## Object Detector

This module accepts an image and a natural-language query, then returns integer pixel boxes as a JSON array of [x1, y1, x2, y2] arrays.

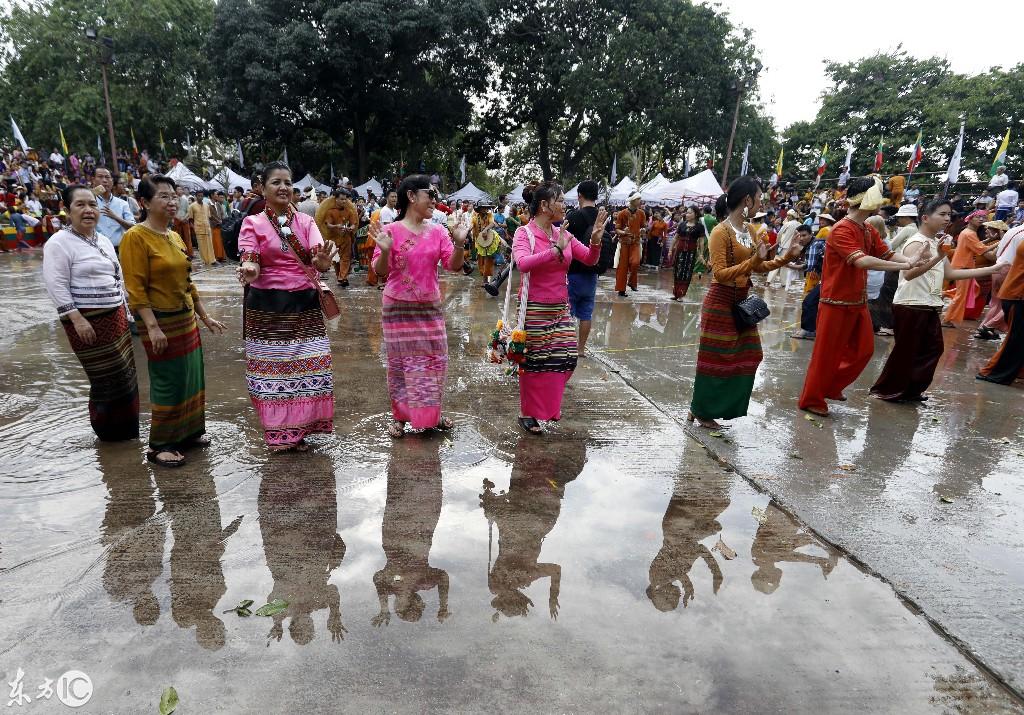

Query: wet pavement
[[0, 250, 1022, 713]]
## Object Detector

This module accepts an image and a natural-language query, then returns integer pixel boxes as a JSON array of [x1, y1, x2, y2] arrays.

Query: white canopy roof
[[294, 174, 331, 194], [447, 181, 493, 204], [166, 162, 219, 192], [606, 176, 639, 206], [638, 173, 670, 197], [647, 169, 723, 206], [212, 167, 251, 192], [353, 178, 383, 199], [505, 183, 526, 205]]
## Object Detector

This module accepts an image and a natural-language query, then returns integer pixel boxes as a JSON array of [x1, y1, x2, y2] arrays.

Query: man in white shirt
[[48, 149, 65, 168], [837, 165, 851, 189], [988, 166, 1009, 191], [379, 190, 399, 225], [770, 209, 802, 288], [297, 186, 319, 217], [995, 182, 1019, 221], [93, 167, 135, 250]]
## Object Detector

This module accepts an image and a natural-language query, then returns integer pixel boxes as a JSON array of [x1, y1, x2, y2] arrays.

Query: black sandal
[[147, 450, 186, 468], [518, 417, 543, 434], [435, 416, 454, 431]]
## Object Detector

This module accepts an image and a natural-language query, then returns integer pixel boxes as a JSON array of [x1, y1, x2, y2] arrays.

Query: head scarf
[[847, 175, 885, 212]]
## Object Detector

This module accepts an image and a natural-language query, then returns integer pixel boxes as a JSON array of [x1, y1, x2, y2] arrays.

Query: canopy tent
[[504, 183, 526, 205], [647, 169, 723, 207], [447, 181, 493, 204], [210, 167, 251, 192], [166, 162, 219, 192], [638, 173, 670, 200], [564, 182, 608, 206], [605, 176, 639, 206], [294, 174, 331, 194], [353, 178, 383, 200]]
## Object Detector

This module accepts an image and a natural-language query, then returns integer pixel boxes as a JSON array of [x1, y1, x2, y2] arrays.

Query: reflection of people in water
[[481, 435, 587, 620], [100, 450, 165, 626], [646, 472, 731, 611], [156, 468, 242, 650], [372, 439, 450, 626], [260, 455, 347, 644], [751, 501, 838, 595]]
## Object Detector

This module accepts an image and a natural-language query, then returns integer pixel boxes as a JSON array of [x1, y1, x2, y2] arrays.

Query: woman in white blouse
[[43, 185, 139, 441]]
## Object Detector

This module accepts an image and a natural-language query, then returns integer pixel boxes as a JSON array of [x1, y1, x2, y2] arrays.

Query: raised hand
[[313, 242, 338, 271], [590, 208, 608, 246], [370, 222, 393, 252], [452, 225, 469, 246]]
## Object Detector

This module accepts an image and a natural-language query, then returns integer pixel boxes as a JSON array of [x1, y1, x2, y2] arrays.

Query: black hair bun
[[522, 181, 539, 207]]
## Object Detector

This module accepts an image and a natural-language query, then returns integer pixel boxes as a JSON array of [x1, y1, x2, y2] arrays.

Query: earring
[[742, 206, 749, 219]]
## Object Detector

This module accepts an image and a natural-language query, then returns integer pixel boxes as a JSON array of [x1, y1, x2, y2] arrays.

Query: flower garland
[[265, 205, 299, 254], [488, 320, 528, 377]]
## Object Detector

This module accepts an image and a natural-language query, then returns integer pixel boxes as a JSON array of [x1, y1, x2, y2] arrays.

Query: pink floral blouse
[[513, 220, 600, 303], [238, 211, 324, 291], [372, 222, 455, 303]]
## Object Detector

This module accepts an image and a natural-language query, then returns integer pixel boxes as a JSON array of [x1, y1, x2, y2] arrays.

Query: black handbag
[[725, 229, 771, 330]]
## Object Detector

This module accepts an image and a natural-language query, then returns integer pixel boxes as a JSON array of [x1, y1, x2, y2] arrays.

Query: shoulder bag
[[725, 227, 770, 330]]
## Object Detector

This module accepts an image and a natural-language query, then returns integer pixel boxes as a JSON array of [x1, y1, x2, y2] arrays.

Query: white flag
[[945, 121, 965, 185], [610, 154, 618, 185], [10, 116, 28, 152], [739, 140, 750, 176], [682, 153, 691, 178], [844, 144, 854, 172], [236, 140, 245, 168], [97, 134, 102, 155], [459, 155, 466, 184], [282, 147, 289, 166]]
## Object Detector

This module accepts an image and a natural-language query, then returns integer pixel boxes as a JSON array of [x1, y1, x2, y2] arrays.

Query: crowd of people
[[17, 137, 1022, 465]]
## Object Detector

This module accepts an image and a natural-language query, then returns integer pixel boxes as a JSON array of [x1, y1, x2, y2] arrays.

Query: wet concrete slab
[[0, 253, 1021, 713]]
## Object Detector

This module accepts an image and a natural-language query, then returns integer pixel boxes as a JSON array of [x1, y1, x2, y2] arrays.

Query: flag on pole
[[945, 121, 965, 185], [682, 152, 691, 178], [990, 128, 1010, 177], [874, 135, 884, 172], [330, 162, 335, 183], [816, 143, 829, 177], [282, 147, 289, 166], [739, 140, 750, 176], [459, 155, 466, 184], [610, 154, 618, 185], [159, 129, 166, 155], [186, 131, 192, 151], [236, 140, 244, 168], [97, 133, 102, 155], [907, 130, 923, 173], [775, 146, 784, 177], [59, 124, 69, 155], [843, 143, 854, 172], [130, 127, 138, 156], [10, 116, 28, 152]]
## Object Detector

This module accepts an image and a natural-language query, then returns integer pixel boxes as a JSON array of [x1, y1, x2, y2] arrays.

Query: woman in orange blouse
[[689, 177, 805, 429], [646, 210, 668, 267]]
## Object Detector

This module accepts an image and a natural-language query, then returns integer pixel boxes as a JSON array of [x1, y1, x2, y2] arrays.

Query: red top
[[820, 217, 893, 306]]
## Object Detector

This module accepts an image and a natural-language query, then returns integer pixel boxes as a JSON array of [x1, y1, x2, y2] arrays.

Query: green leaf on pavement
[[255, 599, 289, 617], [708, 431, 724, 438], [804, 414, 817, 422], [223, 599, 255, 616], [939, 495, 954, 504], [159, 686, 178, 715]]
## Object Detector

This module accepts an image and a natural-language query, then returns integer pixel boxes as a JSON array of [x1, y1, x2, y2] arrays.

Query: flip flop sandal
[[388, 421, 406, 439], [517, 417, 543, 434], [147, 450, 186, 468], [184, 434, 212, 449], [435, 416, 454, 431]]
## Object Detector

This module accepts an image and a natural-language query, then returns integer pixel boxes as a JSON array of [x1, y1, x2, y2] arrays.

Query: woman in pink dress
[[513, 181, 606, 434], [238, 161, 338, 452], [370, 174, 468, 438]]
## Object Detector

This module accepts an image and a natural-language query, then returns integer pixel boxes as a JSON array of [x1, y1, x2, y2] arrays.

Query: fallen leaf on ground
[[804, 414, 817, 422], [751, 506, 767, 524], [223, 599, 254, 617], [713, 538, 737, 560], [837, 464, 856, 471], [159, 686, 178, 715], [939, 495, 954, 504], [708, 431, 724, 438], [788, 453, 804, 460], [255, 599, 289, 617]]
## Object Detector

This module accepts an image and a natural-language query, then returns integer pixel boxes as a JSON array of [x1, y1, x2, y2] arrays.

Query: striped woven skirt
[[381, 298, 448, 430], [520, 301, 578, 421], [140, 308, 206, 449], [244, 287, 334, 447], [690, 283, 763, 421], [61, 306, 139, 441]]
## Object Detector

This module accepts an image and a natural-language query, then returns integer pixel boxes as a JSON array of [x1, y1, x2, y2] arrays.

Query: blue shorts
[[567, 272, 598, 321]]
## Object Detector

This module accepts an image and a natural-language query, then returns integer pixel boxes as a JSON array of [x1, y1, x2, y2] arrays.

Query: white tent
[[638, 173, 670, 198], [447, 181, 493, 204], [563, 183, 580, 206], [505, 183, 526, 205], [648, 169, 723, 206], [294, 174, 331, 194], [353, 178, 383, 200], [606, 177, 639, 206], [166, 162, 217, 192], [212, 167, 251, 192]]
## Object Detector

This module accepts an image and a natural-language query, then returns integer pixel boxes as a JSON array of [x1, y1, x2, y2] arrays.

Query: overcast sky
[[720, 0, 1024, 131]]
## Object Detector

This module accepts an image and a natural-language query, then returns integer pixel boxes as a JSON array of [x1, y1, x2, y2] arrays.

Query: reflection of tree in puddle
[[156, 468, 242, 650], [100, 450, 165, 626], [751, 502, 838, 595], [259, 455, 347, 644], [481, 435, 587, 620], [372, 439, 450, 626], [646, 472, 730, 611]]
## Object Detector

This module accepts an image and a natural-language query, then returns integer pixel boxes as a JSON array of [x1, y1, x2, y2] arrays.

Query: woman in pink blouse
[[513, 181, 606, 434], [370, 174, 468, 438], [238, 162, 338, 452]]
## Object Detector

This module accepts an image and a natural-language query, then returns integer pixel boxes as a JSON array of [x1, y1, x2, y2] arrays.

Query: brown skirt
[[870, 304, 943, 401]]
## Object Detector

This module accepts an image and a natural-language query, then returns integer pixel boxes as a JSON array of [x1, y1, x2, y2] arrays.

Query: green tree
[[0, 0, 214, 159], [208, 0, 490, 182]]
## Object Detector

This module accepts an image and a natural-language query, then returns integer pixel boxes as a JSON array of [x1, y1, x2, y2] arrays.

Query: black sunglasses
[[416, 188, 438, 200]]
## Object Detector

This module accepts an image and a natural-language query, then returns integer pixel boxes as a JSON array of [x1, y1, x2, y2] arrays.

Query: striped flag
[[775, 146, 783, 177], [874, 135, 884, 172], [59, 124, 69, 155], [907, 130, 923, 173], [816, 143, 829, 177], [990, 128, 1010, 177], [610, 154, 617, 184]]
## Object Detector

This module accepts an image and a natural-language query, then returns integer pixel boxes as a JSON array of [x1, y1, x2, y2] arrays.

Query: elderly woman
[[370, 174, 467, 438], [689, 177, 805, 429], [42, 184, 139, 441], [512, 181, 606, 434], [120, 175, 226, 467], [238, 162, 338, 452]]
